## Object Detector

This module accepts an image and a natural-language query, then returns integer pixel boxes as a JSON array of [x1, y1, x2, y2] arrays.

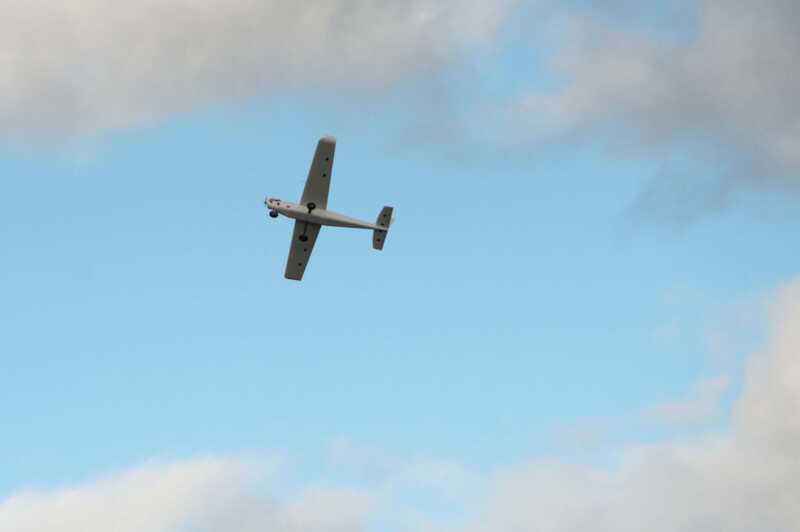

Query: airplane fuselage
[[265, 198, 386, 231]]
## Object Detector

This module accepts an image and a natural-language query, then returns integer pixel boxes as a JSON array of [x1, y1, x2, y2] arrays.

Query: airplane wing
[[300, 136, 335, 209], [285, 221, 321, 281]]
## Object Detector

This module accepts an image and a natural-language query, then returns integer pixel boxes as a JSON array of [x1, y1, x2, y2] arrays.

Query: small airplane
[[265, 136, 394, 281]]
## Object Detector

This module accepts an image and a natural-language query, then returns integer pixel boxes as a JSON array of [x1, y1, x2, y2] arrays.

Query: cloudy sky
[[2, 1, 799, 531]]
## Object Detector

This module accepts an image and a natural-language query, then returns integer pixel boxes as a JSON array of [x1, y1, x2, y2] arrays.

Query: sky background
[[1, 1, 800, 531]]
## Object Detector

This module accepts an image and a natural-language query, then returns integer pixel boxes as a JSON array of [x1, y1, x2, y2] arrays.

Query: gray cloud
[[517, 0, 800, 222], [0, 0, 512, 140]]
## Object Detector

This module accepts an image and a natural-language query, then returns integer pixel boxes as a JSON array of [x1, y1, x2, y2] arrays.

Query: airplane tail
[[372, 206, 393, 250]]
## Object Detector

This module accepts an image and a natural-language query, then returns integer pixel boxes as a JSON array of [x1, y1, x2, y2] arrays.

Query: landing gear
[[299, 221, 310, 242], [306, 202, 316, 214], [269, 210, 278, 218]]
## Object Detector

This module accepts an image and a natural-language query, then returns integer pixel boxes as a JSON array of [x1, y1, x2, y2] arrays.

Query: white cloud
[[0, 458, 372, 532], [4, 280, 799, 532], [517, 0, 800, 222], [470, 279, 800, 532], [0, 0, 512, 140], [645, 375, 730, 428], [553, 421, 609, 451]]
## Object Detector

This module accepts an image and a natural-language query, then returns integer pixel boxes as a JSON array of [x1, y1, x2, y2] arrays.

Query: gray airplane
[[265, 136, 394, 281]]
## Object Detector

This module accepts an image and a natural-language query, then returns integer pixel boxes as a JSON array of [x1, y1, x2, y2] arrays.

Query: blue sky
[[2, 2, 800, 531]]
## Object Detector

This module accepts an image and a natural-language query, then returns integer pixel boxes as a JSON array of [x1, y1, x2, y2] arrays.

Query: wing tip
[[284, 271, 303, 281]]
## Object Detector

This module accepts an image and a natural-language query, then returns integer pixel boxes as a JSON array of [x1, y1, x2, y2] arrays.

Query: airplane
[[265, 136, 394, 281]]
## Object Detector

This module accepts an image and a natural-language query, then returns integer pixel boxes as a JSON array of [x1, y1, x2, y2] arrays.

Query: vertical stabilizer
[[373, 206, 393, 250]]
